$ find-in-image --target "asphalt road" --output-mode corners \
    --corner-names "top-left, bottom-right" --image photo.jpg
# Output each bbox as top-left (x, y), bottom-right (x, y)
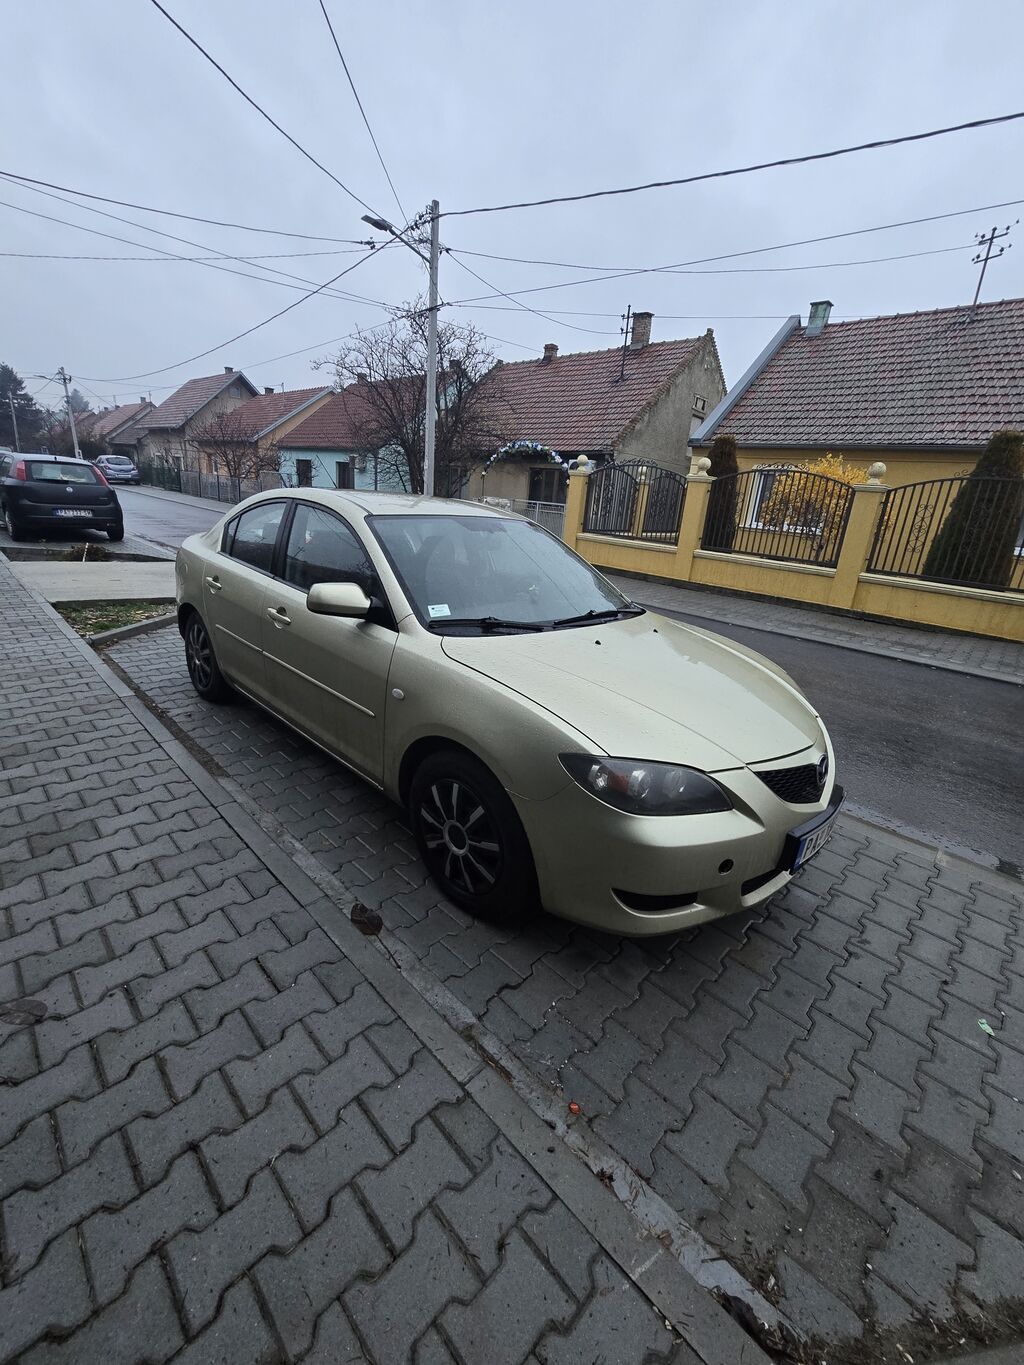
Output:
top-left (660, 607), bottom-right (1024, 873)
top-left (117, 487), bottom-right (223, 550)
top-left (111, 489), bottom-right (1023, 872)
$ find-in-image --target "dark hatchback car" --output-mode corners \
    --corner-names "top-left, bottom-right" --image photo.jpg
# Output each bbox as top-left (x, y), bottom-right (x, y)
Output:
top-left (0, 452), bottom-right (124, 541)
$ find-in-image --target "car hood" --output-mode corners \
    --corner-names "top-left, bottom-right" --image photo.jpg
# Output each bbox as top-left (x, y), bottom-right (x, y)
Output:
top-left (440, 611), bottom-right (823, 772)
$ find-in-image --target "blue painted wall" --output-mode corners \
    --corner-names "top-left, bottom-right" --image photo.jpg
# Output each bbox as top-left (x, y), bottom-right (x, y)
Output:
top-left (277, 446), bottom-right (408, 493)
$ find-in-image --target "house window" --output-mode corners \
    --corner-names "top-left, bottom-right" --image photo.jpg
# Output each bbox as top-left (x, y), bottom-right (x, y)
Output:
top-left (528, 467), bottom-right (565, 504)
top-left (296, 458), bottom-right (313, 487)
top-left (693, 395), bottom-right (707, 414)
top-left (745, 465), bottom-right (797, 528)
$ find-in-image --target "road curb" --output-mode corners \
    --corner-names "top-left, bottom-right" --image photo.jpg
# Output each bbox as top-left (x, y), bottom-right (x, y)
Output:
top-left (87, 611), bottom-right (178, 647)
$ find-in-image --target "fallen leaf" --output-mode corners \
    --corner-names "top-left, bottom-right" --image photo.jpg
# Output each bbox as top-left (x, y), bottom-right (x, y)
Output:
top-left (350, 902), bottom-right (383, 936)
top-left (978, 1018), bottom-right (996, 1037)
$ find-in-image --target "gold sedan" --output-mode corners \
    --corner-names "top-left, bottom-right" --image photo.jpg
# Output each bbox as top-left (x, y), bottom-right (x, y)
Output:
top-left (176, 489), bottom-right (842, 935)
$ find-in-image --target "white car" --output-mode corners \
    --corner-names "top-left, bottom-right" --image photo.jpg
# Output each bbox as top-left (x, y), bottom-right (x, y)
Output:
top-left (175, 489), bottom-right (843, 935)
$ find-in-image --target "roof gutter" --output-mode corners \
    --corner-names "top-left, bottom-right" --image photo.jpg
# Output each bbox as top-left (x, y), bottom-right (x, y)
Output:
top-left (689, 315), bottom-right (801, 446)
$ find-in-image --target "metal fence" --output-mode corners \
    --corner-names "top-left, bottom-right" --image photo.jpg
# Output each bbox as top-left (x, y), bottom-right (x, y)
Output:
top-left (137, 460), bottom-right (283, 505)
top-left (509, 498), bottom-right (566, 536)
top-left (867, 476), bottom-right (1024, 592)
top-left (701, 468), bottom-right (855, 568)
top-left (582, 462), bottom-right (687, 543)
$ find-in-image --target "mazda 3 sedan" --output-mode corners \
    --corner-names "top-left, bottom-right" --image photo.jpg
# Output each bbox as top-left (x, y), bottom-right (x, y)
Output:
top-left (176, 490), bottom-right (842, 935)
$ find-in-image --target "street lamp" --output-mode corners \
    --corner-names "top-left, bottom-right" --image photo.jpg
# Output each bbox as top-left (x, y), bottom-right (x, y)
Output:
top-left (361, 201), bottom-right (440, 497)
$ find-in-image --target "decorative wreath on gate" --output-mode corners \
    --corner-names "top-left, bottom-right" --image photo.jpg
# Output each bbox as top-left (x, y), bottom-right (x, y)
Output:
top-left (486, 440), bottom-right (568, 469)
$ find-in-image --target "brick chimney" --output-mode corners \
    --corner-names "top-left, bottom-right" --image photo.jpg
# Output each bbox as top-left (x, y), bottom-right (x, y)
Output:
top-left (139, 397), bottom-right (146, 405)
top-left (223, 366), bottom-right (235, 374)
top-left (806, 301), bottom-right (833, 337)
top-left (630, 312), bottom-right (653, 349)
top-left (542, 343), bottom-right (558, 363)
top-left (264, 387), bottom-right (275, 395)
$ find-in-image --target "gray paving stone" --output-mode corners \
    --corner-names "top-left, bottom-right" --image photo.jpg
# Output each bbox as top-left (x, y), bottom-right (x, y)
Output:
top-left (96, 999), bottom-right (196, 1084)
top-left (960, 1210), bottom-right (1024, 1305)
top-left (841, 1062), bottom-right (915, 1155)
top-left (243, 967), bottom-right (334, 1045)
top-left (164, 1168), bottom-right (301, 1334)
top-left (293, 1034), bottom-right (393, 1133)
top-left (223, 1018), bottom-right (325, 1116)
top-left (433, 1095), bottom-right (500, 1168)
top-left (300, 1301), bottom-right (366, 1365)
top-left (442, 1229), bottom-right (575, 1364)
top-left (0, 1114), bottom-right (61, 1201)
top-left (2, 1132), bottom-right (137, 1279)
top-left (16, 1253), bottom-right (180, 1365)
top-left (185, 958), bottom-right (276, 1033)
top-left (775, 1252), bottom-right (865, 1343)
top-left (202, 1084), bottom-right (316, 1206)
top-left (871, 1193), bottom-right (973, 1317)
top-left (274, 1100), bottom-right (391, 1230)
top-left (593, 1075), bottom-right (686, 1180)
top-left (906, 1075), bottom-right (987, 1168)
top-left (254, 1186), bottom-right (389, 1358)
top-left (664, 1088), bottom-right (756, 1187)
top-left (773, 1053), bottom-right (850, 1142)
top-left (126, 1071), bottom-right (243, 1187)
top-left (437, 1137), bottom-right (550, 1275)
top-left (160, 1007), bottom-right (260, 1099)
top-left (345, 1210), bottom-right (479, 1365)
top-left (82, 1151), bottom-right (217, 1303)
top-left (0, 1044), bottom-right (101, 1146)
top-left (168, 1278), bottom-right (278, 1365)
top-left (55, 1055), bottom-right (170, 1164)
top-left (358, 1117), bottom-right (472, 1250)
top-left (739, 1103), bottom-right (829, 1209)
top-left (305, 981), bottom-right (394, 1060)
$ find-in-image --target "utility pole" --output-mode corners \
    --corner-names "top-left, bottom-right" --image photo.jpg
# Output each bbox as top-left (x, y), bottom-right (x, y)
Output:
top-left (57, 367), bottom-right (81, 458)
top-left (8, 394), bottom-right (20, 451)
top-left (423, 199), bottom-right (440, 498)
top-left (971, 222), bottom-right (1015, 309)
top-left (618, 305), bottom-right (633, 382)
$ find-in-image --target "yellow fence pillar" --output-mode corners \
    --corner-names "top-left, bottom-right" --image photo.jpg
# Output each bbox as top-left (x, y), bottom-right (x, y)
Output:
top-left (671, 457), bottom-right (712, 581)
top-left (828, 462), bottom-right (888, 608)
top-left (563, 467), bottom-right (590, 548)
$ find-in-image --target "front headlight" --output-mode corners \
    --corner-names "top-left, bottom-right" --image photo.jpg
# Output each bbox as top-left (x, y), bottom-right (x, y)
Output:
top-left (559, 755), bottom-right (732, 816)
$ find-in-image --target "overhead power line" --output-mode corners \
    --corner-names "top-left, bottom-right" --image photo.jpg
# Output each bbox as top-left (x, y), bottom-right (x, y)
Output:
top-left (0, 170), bottom-right (365, 242)
top-left (448, 196), bottom-right (1024, 274)
top-left (317, 0), bottom-right (406, 223)
top-left (148, 0), bottom-right (379, 215)
top-left (78, 247), bottom-right (382, 382)
top-left (0, 247), bottom-right (371, 262)
top-left (445, 253), bottom-right (618, 337)
top-left (443, 111), bottom-right (1024, 218)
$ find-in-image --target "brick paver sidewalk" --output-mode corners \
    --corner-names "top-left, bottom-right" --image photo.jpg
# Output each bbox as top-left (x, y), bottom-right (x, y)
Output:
top-left (106, 619), bottom-right (1024, 1363)
top-left (606, 573), bottom-right (1024, 685)
top-left (0, 558), bottom-right (762, 1364)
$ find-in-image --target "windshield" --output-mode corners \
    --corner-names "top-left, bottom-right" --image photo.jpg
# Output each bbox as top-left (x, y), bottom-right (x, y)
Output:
top-left (369, 513), bottom-right (637, 631)
top-left (26, 461), bottom-right (104, 485)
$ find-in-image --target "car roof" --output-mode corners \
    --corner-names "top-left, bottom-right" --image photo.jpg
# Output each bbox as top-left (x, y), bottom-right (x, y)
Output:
top-left (253, 488), bottom-right (516, 522)
top-left (17, 453), bottom-right (93, 464)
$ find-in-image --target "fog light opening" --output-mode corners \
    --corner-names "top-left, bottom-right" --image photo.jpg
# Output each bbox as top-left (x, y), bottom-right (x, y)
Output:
top-left (718, 858), bottom-right (734, 875)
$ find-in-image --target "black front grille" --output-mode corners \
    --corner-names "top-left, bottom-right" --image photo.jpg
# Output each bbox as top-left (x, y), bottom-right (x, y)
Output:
top-left (756, 763), bottom-right (824, 805)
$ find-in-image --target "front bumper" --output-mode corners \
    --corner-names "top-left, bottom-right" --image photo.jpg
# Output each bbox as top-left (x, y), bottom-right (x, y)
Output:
top-left (514, 755), bottom-right (843, 936)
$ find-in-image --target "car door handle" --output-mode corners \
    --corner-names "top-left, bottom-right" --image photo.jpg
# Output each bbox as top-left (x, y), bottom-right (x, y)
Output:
top-left (267, 606), bottom-right (291, 627)
top-left (205, 575), bottom-right (222, 592)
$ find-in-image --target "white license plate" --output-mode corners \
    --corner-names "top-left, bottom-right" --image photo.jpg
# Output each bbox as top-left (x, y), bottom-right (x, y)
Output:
top-left (794, 811), bottom-right (838, 869)
top-left (54, 509), bottom-right (93, 518)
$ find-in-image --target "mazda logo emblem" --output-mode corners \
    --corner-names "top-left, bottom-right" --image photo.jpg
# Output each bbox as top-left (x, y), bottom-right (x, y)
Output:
top-left (816, 754), bottom-right (829, 787)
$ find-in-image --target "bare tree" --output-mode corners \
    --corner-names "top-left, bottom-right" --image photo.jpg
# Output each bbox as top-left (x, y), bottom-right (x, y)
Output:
top-left (194, 411), bottom-right (282, 483)
top-left (315, 305), bottom-right (509, 494)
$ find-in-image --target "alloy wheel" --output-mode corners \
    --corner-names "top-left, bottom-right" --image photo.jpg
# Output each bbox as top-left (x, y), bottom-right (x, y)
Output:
top-left (186, 618), bottom-right (214, 691)
top-left (419, 778), bottom-right (502, 896)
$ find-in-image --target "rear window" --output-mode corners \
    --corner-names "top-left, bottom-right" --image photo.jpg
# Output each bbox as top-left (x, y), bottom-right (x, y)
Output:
top-left (26, 461), bottom-right (104, 485)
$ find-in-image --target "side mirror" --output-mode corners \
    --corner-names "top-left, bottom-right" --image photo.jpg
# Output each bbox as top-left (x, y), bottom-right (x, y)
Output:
top-left (306, 581), bottom-right (372, 618)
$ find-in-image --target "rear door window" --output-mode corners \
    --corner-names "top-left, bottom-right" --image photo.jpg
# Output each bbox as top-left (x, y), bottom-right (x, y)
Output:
top-left (25, 461), bottom-right (104, 484)
top-left (225, 501), bottom-right (286, 574)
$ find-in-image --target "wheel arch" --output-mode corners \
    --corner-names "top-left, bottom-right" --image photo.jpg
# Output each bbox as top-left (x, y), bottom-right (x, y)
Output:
top-left (397, 735), bottom-right (487, 808)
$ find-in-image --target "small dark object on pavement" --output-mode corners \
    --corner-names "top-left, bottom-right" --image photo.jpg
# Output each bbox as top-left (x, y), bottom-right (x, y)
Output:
top-left (351, 901), bottom-right (384, 935)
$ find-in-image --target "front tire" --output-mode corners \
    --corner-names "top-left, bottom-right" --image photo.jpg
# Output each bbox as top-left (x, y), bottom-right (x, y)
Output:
top-left (183, 612), bottom-right (233, 703)
top-left (409, 749), bottom-right (538, 923)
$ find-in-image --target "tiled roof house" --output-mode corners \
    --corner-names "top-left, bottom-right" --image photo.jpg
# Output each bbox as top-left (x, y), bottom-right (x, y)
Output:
top-left (195, 385), bottom-right (333, 476)
top-left (135, 368), bottom-right (258, 466)
top-left (691, 297), bottom-right (1024, 484)
top-left (470, 313), bottom-right (725, 503)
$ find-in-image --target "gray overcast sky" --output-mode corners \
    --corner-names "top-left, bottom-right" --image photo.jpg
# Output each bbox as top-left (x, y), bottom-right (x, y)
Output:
top-left (6, 0), bottom-right (1024, 414)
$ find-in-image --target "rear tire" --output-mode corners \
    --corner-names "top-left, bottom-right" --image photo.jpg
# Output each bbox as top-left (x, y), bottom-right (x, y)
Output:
top-left (3, 504), bottom-right (25, 541)
top-left (107, 523), bottom-right (125, 542)
top-left (183, 611), bottom-right (233, 703)
top-left (409, 748), bottom-right (538, 924)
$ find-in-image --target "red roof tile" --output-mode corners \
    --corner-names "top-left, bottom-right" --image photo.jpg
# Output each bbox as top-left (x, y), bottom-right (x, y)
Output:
top-left (280, 384), bottom-right (386, 450)
top-left (143, 372), bottom-right (257, 430)
top-left (87, 402), bottom-right (153, 441)
top-left (705, 298), bottom-right (1024, 450)
top-left (478, 336), bottom-right (706, 453)
top-left (197, 387), bottom-right (330, 441)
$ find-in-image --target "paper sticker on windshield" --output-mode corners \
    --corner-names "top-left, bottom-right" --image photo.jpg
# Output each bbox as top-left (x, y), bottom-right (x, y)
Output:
top-left (428, 604), bottom-right (451, 619)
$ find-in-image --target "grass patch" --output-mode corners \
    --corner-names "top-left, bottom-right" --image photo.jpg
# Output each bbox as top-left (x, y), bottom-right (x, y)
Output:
top-left (57, 599), bottom-right (174, 637)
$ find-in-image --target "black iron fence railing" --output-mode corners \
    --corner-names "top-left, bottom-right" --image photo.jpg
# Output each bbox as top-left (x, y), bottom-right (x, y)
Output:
top-left (582, 461), bottom-right (686, 543)
top-left (867, 476), bottom-right (1024, 592)
top-left (701, 468), bottom-right (855, 568)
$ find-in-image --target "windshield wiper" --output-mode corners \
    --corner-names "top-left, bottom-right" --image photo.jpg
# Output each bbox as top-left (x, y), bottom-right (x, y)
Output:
top-left (427, 615), bottom-right (548, 633)
top-left (548, 606), bottom-right (645, 627)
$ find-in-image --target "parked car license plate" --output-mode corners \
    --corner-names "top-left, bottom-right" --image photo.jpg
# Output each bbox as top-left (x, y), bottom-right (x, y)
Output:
top-left (793, 809), bottom-right (839, 869)
top-left (55, 509), bottom-right (93, 518)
